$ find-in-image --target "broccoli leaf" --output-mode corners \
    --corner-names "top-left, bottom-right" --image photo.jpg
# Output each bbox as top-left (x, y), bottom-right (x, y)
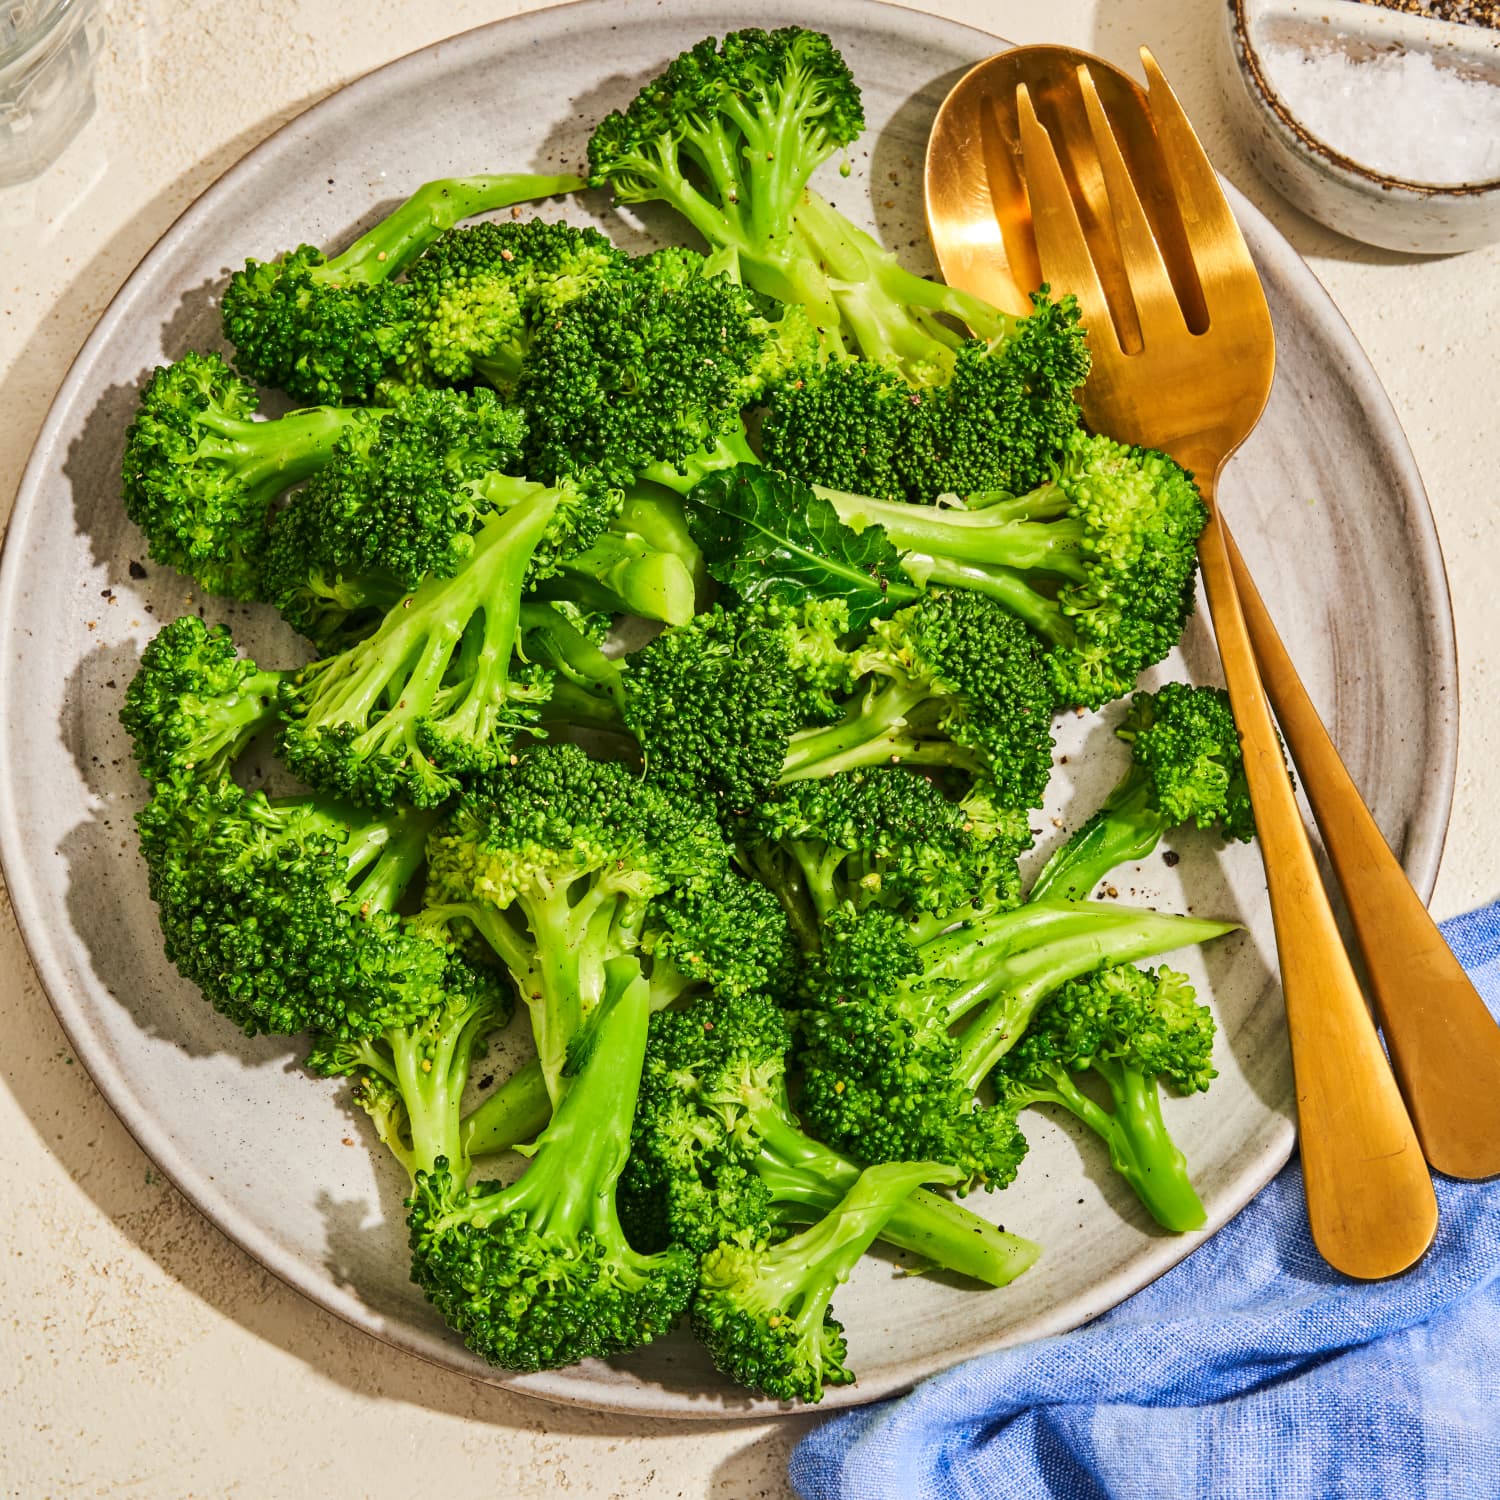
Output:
top-left (683, 464), bottom-right (919, 631)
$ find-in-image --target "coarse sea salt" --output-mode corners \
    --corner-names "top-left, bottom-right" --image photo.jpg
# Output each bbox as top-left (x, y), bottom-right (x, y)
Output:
top-left (1257, 41), bottom-right (1500, 183)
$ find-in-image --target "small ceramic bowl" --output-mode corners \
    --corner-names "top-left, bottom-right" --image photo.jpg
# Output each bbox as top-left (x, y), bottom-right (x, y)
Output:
top-left (1222, 0), bottom-right (1500, 253)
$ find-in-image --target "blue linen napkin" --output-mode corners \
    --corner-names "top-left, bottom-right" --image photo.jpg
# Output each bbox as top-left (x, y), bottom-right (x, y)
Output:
top-left (790, 903), bottom-right (1500, 1500)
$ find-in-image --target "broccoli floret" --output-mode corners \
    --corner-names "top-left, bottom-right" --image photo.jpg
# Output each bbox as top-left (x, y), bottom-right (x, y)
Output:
top-left (259, 384), bottom-right (531, 645)
top-left (691, 1158), bottom-right (961, 1404)
top-left (1030, 684), bottom-right (1254, 901)
top-left (622, 987), bottom-right (1039, 1291)
top-left (623, 592), bottom-right (1055, 820)
top-left (796, 898), bottom-right (1237, 1186)
top-left (761, 290), bottom-right (1089, 501)
top-left (779, 590), bottom-right (1057, 805)
top-left (406, 960), bottom-right (695, 1371)
top-left (401, 217), bottom-right (631, 388)
top-left (740, 768), bottom-right (1027, 954)
top-left (220, 174), bottom-right (584, 403)
top-left (135, 773), bottom-right (442, 1038)
top-left (993, 963), bottom-right (1216, 1231)
top-left (587, 27), bottom-right (864, 346)
top-left (820, 431), bottom-right (1209, 707)
top-left (121, 352), bottom-right (366, 599)
top-left (305, 952), bottom-right (512, 1181)
top-left (422, 744), bottom-right (729, 1101)
top-left (276, 478), bottom-right (608, 807)
top-left (120, 616), bottom-right (284, 786)
top-left (514, 260), bottom-right (764, 491)
top-left (643, 870), bottom-right (801, 1010)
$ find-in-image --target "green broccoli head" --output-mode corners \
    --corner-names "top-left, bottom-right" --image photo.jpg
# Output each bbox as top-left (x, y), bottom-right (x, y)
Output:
top-left (588, 28), bottom-right (862, 330)
top-left (221, 245), bottom-right (417, 405)
top-left (743, 767), bottom-right (1026, 940)
top-left (762, 291), bottom-right (1089, 502)
top-left (220, 173), bottom-right (588, 402)
top-left (621, 988), bottom-right (796, 1255)
top-left (515, 261), bottom-right (766, 489)
top-left (689, 1158), bottom-right (961, 1404)
top-left (1119, 682), bottom-right (1254, 841)
top-left (781, 590), bottom-right (1057, 810)
top-left (260, 384), bottom-right (530, 645)
top-left (121, 352), bottom-right (363, 599)
top-left (994, 962), bottom-right (1215, 1231)
top-left (644, 870), bottom-right (801, 1009)
top-left (623, 604), bottom-right (803, 814)
top-left (402, 217), bottom-right (631, 386)
top-left (137, 775), bottom-right (442, 1038)
top-left (793, 905), bottom-right (1029, 1187)
top-left (1042, 436), bottom-right (1209, 709)
top-left (120, 616), bottom-right (284, 786)
top-left (406, 964), bottom-right (695, 1371)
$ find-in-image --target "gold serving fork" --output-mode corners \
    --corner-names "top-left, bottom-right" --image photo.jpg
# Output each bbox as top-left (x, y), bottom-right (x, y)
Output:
top-left (926, 45), bottom-right (1451, 1277)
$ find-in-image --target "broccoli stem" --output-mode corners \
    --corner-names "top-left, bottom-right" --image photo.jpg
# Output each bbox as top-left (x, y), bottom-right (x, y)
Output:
top-left (752, 1106), bottom-right (1038, 1288)
top-left (1028, 777), bottom-right (1165, 903)
top-left (891, 554), bottom-right (1071, 645)
top-left (290, 484), bottom-right (560, 769)
top-left (550, 532), bottom-right (697, 626)
top-left (462, 1058), bottom-right (553, 1158)
top-left (947, 904), bottom-right (1239, 1089)
top-left (790, 190), bottom-right (1011, 367)
top-left (818, 482), bottom-right (1090, 582)
top-left (198, 404), bottom-right (367, 515)
top-left (389, 1000), bottom-right (497, 1180)
top-left (777, 677), bottom-right (982, 783)
top-left (461, 959), bottom-right (651, 1246)
top-left (344, 804), bottom-right (443, 914)
top-left (1018, 1060), bottom-right (1207, 1232)
top-left (317, 174), bottom-right (587, 285)
top-left (728, 1159), bottom-right (963, 1347)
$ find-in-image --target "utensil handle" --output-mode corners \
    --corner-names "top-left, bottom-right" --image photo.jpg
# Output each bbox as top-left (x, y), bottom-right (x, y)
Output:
top-left (1197, 484), bottom-right (1436, 1276)
top-left (1224, 523), bottom-right (1500, 1180)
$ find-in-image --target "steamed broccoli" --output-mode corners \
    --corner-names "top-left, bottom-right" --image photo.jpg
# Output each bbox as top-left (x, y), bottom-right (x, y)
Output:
top-left (624, 592), bottom-right (1056, 816)
top-left (796, 897), bottom-right (1237, 1186)
top-left (221, 174), bottom-right (584, 402)
top-left (304, 953), bottom-right (512, 1182)
top-left (406, 960), bottom-right (696, 1371)
top-left (692, 1158), bottom-right (962, 1403)
top-left (1030, 684), bottom-right (1254, 902)
top-left (136, 772), bottom-right (443, 1039)
top-left (739, 768), bottom-right (1028, 953)
top-left (121, 352), bottom-right (368, 599)
top-left (514, 258), bottom-right (767, 491)
top-left (422, 744), bottom-right (731, 1101)
top-left (400, 217), bottom-right (631, 389)
top-left (993, 963), bottom-right (1217, 1231)
top-left (587, 27), bottom-right (863, 345)
top-left (258, 383), bottom-right (530, 645)
top-left (120, 616), bottom-right (284, 786)
top-left (762, 288), bottom-right (1089, 502)
top-left (276, 477), bottom-right (609, 807)
top-left (622, 987), bottom-right (1039, 1290)
top-left (812, 432), bottom-right (1208, 708)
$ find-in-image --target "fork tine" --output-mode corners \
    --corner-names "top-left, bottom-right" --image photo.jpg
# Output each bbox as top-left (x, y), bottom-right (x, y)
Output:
top-left (1076, 64), bottom-right (1186, 342)
top-left (1139, 47), bottom-right (1268, 322)
top-left (1015, 82), bottom-right (1120, 354)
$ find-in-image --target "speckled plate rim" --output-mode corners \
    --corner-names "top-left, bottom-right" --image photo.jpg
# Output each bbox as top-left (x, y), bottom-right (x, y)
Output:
top-left (0, 0), bottom-right (1458, 1418)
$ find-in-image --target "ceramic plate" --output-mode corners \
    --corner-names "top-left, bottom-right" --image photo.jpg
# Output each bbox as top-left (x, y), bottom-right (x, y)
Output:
top-left (0, 0), bottom-right (1457, 1417)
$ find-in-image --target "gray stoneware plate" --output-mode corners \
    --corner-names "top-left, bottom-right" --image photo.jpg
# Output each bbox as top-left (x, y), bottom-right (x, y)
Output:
top-left (0, 0), bottom-right (1457, 1418)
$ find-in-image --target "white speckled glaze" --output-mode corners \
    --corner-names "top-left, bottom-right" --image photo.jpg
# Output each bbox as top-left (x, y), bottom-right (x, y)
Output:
top-left (1222, 0), bottom-right (1500, 253)
top-left (0, 0), bottom-right (1457, 1418)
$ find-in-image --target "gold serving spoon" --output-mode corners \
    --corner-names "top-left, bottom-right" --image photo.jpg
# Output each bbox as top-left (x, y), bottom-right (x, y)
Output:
top-left (926, 44), bottom-right (1445, 1277)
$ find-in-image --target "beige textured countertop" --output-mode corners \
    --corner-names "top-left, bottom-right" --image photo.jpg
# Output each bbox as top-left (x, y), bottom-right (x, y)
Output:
top-left (3, 1), bottom-right (1496, 1494)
